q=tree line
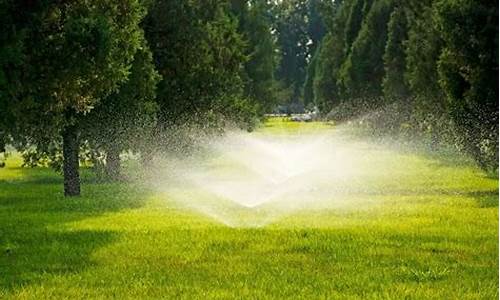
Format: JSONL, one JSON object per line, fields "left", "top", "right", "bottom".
{"left": 0, "top": 0, "right": 282, "bottom": 196}
{"left": 306, "top": 0, "right": 498, "bottom": 171}
{"left": 0, "top": 0, "right": 498, "bottom": 197}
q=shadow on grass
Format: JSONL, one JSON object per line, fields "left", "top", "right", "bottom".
{"left": 467, "top": 190, "right": 499, "bottom": 208}
{"left": 0, "top": 167, "right": 150, "bottom": 293}
{"left": 0, "top": 230, "right": 117, "bottom": 292}
{"left": 0, "top": 166, "right": 111, "bottom": 185}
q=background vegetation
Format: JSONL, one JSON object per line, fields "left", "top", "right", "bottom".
{"left": 1, "top": 0, "right": 497, "bottom": 195}
{"left": 306, "top": 0, "right": 498, "bottom": 172}
{"left": 0, "top": 1, "right": 497, "bottom": 297}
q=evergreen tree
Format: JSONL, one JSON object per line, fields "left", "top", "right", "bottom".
{"left": 404, "top": 1, "right": 443, "bottom": 100}
{"left": 382, "top": 5, "right": 409, "bottom": 99}
{"left": 339, "top": 0, "right": 395, "bottom": 99}
{"left": 306, "top": 0, "right": 346, "bottom": 112}
{"left": 273, "top": 0, "right": 310, "bottom": 105}
{"left": 344, "top": 0, "right": 371, "bottom": 56}
{"left": 306, "top": 0, "right": 327, "bottom": 53}
{"left": 1, "top": 0, "right": 146, "bottom": 196}
{"left": 313, "top": 35, "right": 340, "bottom": 113}
{"left": 144, "top": 0, "right": 251, "bottom": 128}
{"left": 434, "top": 0, "right": 499, "bottom": 170}
{"left": 231, "top": 0, "right": 278, "bottom": 114}
{"left": 81, "top": 38, "right": 161, "bottom": 179}
{"left": 303, "top": 43, "right": 319, "bottom": 108}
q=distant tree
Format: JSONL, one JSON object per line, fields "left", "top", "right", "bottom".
{"left": 301, "top": 0, "right": 328, "bottom": 109}
{"left": 302, "top": 0, "right": 498, "bottom": 172}
{"left": 303, "top": 44, "right": 319, "bottom": 108}
{"left": 231, "top": 0, "right": 278, "bottom": 114}
{"left": 313, "top": 35, "right": 341, "bottom": 113}
{"left": 308, "top": 0, "right": 346, "bottom": 113}
{"left": 306, "top": 0, "right": 327, "bottom": 53}
{"left": 398, "top": 1, "right": 449, "bottom": 147}
{"left": 1, "top": 0, "right": 146, "bottom": 196}
{"left": 273, "top": 0, "right": 310, "bottom": 104}
{"left": 0, "top": 1, "right": 25, "bottom": 165}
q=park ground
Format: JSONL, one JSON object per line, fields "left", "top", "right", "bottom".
{"left": 0, "top": 119, "right": 498, "bottom": 299}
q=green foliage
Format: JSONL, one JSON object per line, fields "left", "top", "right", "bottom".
{"left": 382, "top": 5, "right": 409, "bottom": 99}
{"left": 404, "top": 1, "right": 443, "bottom": 100}
{"left": 0, "top": 1, "right": 23, "bottom": 144}
{"left": 302, "top": 44, "right": 319, "bottom": 108}
{"left": 311, "top": 0, "right": 498, "bottom": 171}
{"left": 434, "top": 0, "right": 499, "bottom": 171}
{"left": 1, "top": 0, "right": 146, "bottom": 151}
{"left": 338, "top": 0, "right": 394, "bottom": 99}
{"left": 231, "top": 0, "right": 278, "bottom": 114}
{"left": 0, "top": 0, "right": 148, "bottom": 195}
{"left": 312, "top": 35, "right": 339, "bottom": 113}
{"left": 144, "top": 0, "right": 249, "bottom": 127}
{"left": 306, "top": 0, "right": 346, "bottom": 113}
{"left": 400, "top": 1, "right": 450, "bottom": 150}
{"left": 273, "top": 0, "right": 312, "bottom": 104}
{"left": 80, "top": 37, "right": 161, "bottom": 175}
{"left": 306, "top": 0, "right": 327, "bottom": 48}
{"left": 344, "top": 0, "right": 371, "bottom": 55}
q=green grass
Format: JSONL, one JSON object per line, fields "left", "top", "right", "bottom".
{"left": 0, "top": 119, "right": 498, "bottom": 299}
{"left": 260, "top": 116, "right": 335, "bottom": 135}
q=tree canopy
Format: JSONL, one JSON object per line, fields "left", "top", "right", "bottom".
{"left": 306, "top": 0, "right": 498, "bottom": 171}
{"left": 0, "top": 0, "right": 497, "bottom": 196}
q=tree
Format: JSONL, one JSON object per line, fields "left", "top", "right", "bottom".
{"left": 0, "top": 1, "right": 26, "bottom": 166}
{"left": 305, "top": 0, "right": 346, "bottom": 113}
{"left": 382, "top": 5, "right": 409, "bottom": 99}
{"left": 404, "top": 1, "right": 443, "bottom": 100}
{"left": 306, "top": 0, "right": 327, "bottom": 53}
{"left": 144, "top": 0, "right": 251, "bottom": 129}
{"left": 273, "top": 0, "right": 311, "bottom": 105}
{"left": 344, "top": 0, "right": 372, "bottom": 56}
{"left": 338, "top": 0, "right": 395, "bottom": 99}
{"left": 303, "top": 43, "right": 319, "bottom": 108}
{"left": 434, "top": 0, "right": 499, "bottom": 170}
{"left": 81, "top": 38, "right": 161, "bottom": 179}
{"left": 231, "top": 0, "right": 278, "bottom": 114}
{"left": 1, "top": 0, "right": 146, "bottom": 196}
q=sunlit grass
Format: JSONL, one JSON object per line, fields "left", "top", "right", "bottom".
{"left": 260, "top": 116, "right": 334, "bottom": 134}
{"left": 0, "top": 119, "right": 498, "bottom": 299}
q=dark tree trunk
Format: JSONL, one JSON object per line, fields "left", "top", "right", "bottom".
{"left": 105, "top": 146, "right": 121, "bottom": 180}
{"left": 62, "top": 124, "right": 80, "bottom": 196}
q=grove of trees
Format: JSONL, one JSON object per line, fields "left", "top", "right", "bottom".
{"left": 1, "top": 0, "right": 280, "bottom": 196}
{"left": 306, "top": 0, "right": 498, "bottom": 171}
{"left": 0, "top": 0, "right": 498, "bottom": 196}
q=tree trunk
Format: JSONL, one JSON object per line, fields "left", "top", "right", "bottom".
{"left": 105, "top": 146, "right": 121, "bottom": 180}
{"left": 62, "top": 124, "right": 80, "bottom": 196}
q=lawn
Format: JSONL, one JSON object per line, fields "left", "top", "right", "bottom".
{"left": 0, "top": 119, "right": 498, "bottom": 299}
